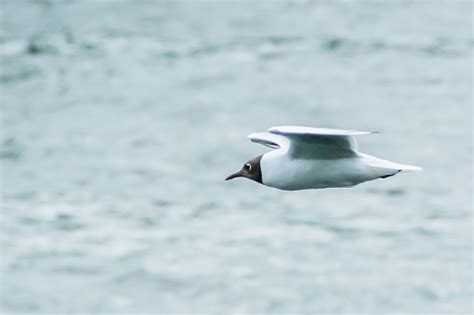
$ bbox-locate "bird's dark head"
[225,155,263,184]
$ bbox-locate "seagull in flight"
[225,126,421,190]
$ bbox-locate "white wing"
[248,131,290,151]
[269,126,372,137]
[265,125,374,159]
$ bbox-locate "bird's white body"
[248,126,421,191]
[261,151,416,190]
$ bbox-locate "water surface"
[0,1,472,313]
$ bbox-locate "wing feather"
[248,132,289,151]
[268,126,372,136]
[267,126,374,159]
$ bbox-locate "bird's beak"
[225,170,244,181]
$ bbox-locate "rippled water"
[1,1,472,314]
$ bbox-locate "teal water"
[1,1,472,313]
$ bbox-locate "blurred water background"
[0,0,472,314]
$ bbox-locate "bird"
[225,126,421,190]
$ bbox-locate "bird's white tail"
[360,153,422,174]
[396,163,422,172]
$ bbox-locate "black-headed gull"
[225,126,421,190]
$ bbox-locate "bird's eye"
[244,163,252,171]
